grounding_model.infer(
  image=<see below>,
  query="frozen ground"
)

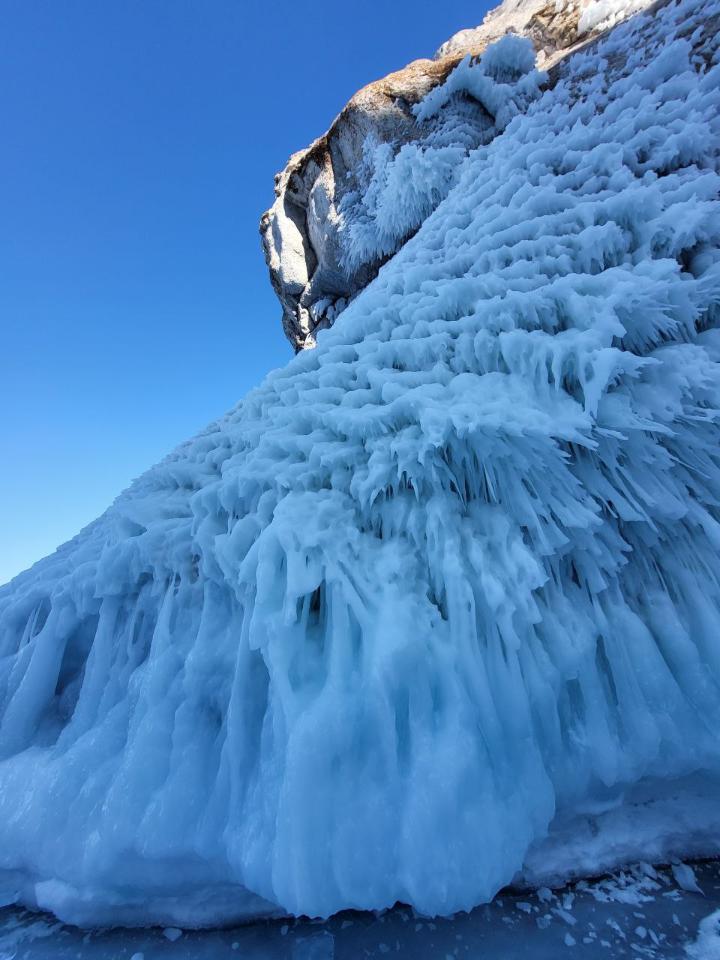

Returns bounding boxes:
[0,860,717,959]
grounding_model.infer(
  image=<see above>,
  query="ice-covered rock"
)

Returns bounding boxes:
[261,0,659,350]
[1,0,720,929]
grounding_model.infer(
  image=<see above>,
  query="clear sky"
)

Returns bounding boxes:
[1,0,491,585]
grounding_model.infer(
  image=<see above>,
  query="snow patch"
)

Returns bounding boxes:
[686,909,720,960]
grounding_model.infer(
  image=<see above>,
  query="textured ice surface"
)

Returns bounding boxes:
[686,908,720,959]
[338,35,545,273]
[1,0,720,928]
[0,860,718,959]
[577,0,652,35]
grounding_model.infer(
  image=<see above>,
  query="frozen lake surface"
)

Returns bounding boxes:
[0,860,718,959]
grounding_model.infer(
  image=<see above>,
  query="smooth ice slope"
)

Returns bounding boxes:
[1,0,720,927]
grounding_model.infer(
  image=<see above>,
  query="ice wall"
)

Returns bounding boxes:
[1,0,720,928]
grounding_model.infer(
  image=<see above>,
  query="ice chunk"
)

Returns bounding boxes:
[686,909,720,959]
[672,864,703,895]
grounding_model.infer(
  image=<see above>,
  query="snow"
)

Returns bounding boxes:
[0,0,720,929]
[686,908,720,960]
[578,0,652,36]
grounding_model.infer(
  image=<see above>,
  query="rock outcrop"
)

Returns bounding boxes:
[261,0,654,350]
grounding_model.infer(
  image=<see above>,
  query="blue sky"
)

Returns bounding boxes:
[1,0,490,585]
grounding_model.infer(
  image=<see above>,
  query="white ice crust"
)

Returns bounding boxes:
[338,35,546,276]
[1,0,720,927]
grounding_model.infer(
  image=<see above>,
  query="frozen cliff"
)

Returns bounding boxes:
[1,0,720,929]
[260,0,659,350]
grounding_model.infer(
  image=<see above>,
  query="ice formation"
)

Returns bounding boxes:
[687,909,720,960]
[262,0,660,351]
[1,0,720,929]
[338,35,545,273]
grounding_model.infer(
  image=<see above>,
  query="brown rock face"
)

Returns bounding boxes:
[260,0,653,351]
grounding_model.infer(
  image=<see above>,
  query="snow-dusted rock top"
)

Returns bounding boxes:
[261,0,658,350]
[1,0,720,930]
